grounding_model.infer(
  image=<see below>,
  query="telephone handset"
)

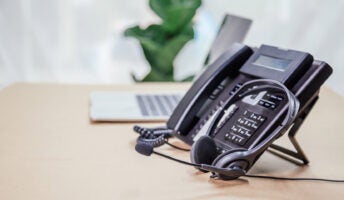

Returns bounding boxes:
[167,44,253,135]
[167,43,332,147]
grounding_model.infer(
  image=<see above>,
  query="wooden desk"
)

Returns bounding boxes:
[0,83,343,200]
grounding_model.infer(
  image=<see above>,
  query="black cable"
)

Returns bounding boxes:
[153,150,199,167]
[134,125,172,148]
[244,174,344,183]
[152,150,344,183]
[134,125,191,151]
[165,141,190,151]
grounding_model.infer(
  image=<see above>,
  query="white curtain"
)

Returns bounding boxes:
[0,0,343,95]
[0,0,155,86]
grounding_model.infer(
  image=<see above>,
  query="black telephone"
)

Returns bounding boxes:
[134,43,333,180]
[167,43,332,146]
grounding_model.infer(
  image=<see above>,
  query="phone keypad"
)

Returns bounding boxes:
[224,110,266,146]
[258,93,284,110]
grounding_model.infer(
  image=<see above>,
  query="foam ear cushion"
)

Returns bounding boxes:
[212,148,248,170]
[190,136,219,165]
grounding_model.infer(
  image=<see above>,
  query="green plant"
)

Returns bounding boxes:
[124,0,202,82]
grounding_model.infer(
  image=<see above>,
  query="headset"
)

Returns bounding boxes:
[136,79,301,180]
[189,79,299,179]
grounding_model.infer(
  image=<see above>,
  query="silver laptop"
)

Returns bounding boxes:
[89,14,252,122]
[90,92,184,121]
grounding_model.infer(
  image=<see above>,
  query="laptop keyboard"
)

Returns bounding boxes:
[136,94,183,116]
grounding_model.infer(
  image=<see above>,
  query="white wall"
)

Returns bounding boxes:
[0,0,343,95]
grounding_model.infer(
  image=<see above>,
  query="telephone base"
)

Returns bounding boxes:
[267,96,318,165]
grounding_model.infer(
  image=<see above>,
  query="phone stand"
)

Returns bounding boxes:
[267,96,319,165]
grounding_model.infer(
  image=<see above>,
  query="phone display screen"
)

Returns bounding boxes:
[253,55,291,71]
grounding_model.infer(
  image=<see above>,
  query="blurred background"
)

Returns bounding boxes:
[0,0,343,95]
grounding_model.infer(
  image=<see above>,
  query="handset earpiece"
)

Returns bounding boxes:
[211,149,249,180]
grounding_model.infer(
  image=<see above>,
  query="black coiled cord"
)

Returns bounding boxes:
[133,125,173,148]
[133,125,190,151]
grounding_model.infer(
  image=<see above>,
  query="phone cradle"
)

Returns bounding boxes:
[268,96,318,165]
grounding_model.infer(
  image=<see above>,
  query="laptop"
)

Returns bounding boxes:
[90,92,185,121]
[89,14,252,122]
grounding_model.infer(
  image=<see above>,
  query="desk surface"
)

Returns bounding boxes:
[0,83,343,200]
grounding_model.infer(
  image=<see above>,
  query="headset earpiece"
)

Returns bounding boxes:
[191,136,248,179]
[190,136,219,166]
[211,149,250,179]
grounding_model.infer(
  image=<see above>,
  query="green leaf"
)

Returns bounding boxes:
[142,69,174,82]
[149,0,171,19]
[125,25,167,71]
[124,0,202,82]
[150,0,202,33]
[150,0,201,19]
[124,25,166,48]
[125,24,194,80]
[153,33,193,74]
[163,5,200,33]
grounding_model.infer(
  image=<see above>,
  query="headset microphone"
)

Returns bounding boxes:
[135,142,246,178]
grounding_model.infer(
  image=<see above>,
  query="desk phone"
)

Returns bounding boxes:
[134,43,332,180]
[168,44,331,147]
